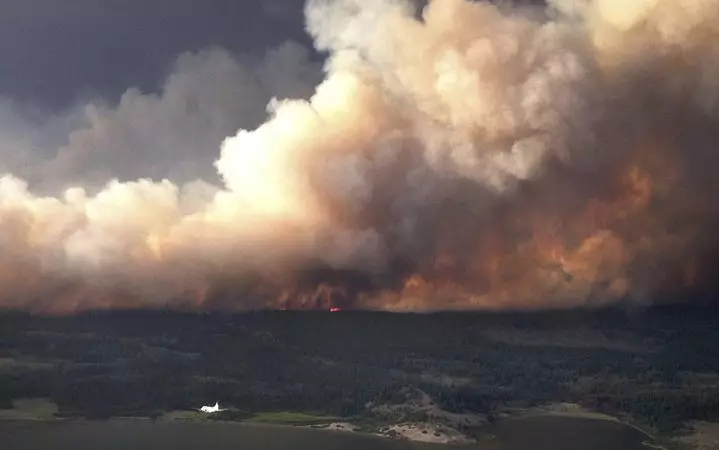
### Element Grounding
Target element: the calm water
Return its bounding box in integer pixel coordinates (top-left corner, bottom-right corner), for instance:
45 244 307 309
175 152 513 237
489 416 650 450
0 416 649 450
0 421 449 450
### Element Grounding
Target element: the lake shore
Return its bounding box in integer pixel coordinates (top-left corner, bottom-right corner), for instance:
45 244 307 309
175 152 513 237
0 398 665 449
0 411 656 450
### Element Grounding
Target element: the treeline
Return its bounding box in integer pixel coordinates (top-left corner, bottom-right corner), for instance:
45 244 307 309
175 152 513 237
1 308 719 431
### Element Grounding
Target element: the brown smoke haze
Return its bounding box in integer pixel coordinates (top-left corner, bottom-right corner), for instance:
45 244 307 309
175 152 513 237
2 0 719 314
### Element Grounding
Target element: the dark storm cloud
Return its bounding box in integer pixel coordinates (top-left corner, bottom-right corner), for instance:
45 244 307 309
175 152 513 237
0 43 322 193
0 0 322 192
0 0 313 108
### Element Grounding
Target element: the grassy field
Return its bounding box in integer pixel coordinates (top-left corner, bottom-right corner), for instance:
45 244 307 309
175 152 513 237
0 357 57 372
160 410 210 421
0 398 59 421
247 411 340 425
524 403 621 422
160 409 339 426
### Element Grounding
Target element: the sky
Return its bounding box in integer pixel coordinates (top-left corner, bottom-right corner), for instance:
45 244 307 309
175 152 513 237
0 0 313 108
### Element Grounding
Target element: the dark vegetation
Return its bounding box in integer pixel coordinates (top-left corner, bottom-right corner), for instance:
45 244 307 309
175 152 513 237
1 306 719 432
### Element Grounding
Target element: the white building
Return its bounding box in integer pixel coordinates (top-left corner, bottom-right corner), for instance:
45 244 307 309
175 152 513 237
199 402 226 413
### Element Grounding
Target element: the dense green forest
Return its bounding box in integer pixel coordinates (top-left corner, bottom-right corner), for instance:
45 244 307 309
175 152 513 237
1 306 718 432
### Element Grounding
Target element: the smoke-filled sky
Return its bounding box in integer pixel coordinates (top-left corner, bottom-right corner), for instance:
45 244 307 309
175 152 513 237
0 0 313 107
1 0 719 314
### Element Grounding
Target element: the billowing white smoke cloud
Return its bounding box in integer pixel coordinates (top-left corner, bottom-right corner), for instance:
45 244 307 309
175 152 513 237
2 0 719 313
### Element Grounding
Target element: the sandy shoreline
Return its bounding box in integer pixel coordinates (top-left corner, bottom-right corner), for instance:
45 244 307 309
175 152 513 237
378 423 475 444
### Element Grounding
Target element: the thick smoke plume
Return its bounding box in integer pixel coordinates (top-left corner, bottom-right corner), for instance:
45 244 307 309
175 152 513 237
2 0 719 313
